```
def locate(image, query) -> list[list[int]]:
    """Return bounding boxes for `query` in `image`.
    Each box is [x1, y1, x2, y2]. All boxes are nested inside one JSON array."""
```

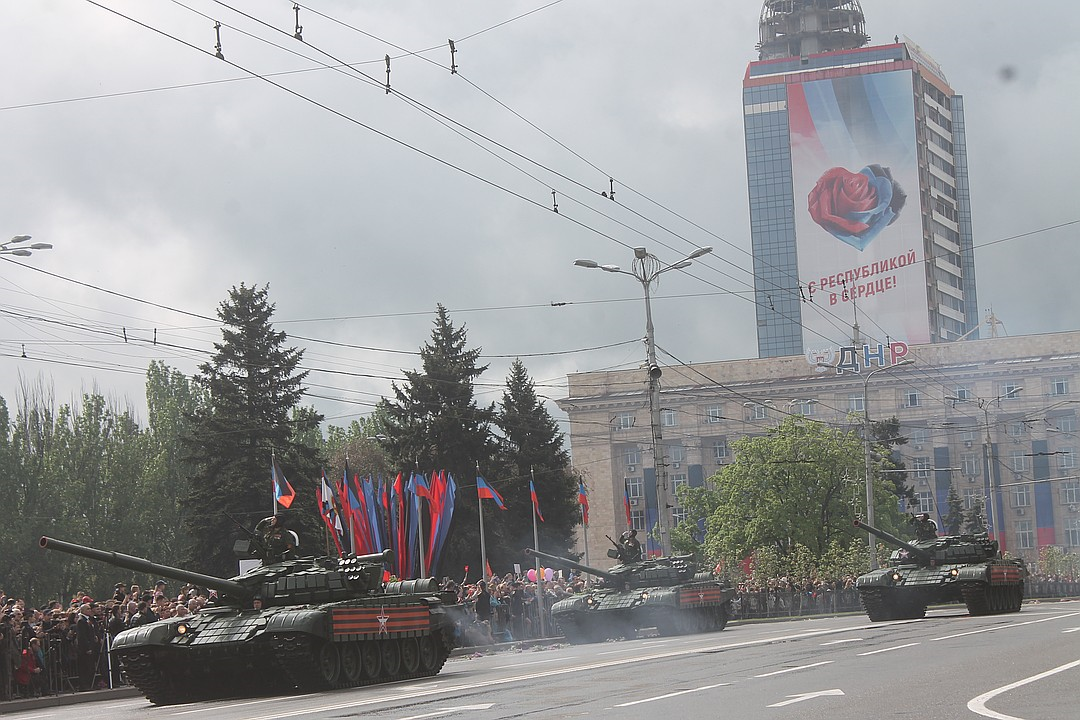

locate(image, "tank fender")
[[263, 608, 328, 638], [110, 619, 182, 652], [954, 565, 990, 583]]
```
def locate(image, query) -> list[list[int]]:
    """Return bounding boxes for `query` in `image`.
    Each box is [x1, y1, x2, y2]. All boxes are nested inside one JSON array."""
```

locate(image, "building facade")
[[745, 1, 978, 357], [559, 331, 1080, 569]]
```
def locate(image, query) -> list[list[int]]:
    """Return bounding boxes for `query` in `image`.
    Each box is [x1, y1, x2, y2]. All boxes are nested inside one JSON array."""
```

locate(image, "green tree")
[[964, 494, 987, 534], [942, 483, 964, 534], [685, 416, 904, 571], [493, 359, 580, 566], [377, 305, 495, 577], [181, 284, 322, 575]]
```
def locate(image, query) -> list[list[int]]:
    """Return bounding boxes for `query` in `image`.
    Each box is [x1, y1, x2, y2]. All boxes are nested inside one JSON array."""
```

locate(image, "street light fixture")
[[863, 358, 915, 569], [1, 235, 52, 257], [574, 245, 712, 555]]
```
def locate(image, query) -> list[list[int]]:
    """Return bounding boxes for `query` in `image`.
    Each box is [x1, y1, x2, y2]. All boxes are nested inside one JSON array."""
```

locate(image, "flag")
[[530, 480, 544, 522], [272, 458, 295, 509], [577, 481, 590, 525], [623, 480, 632, 527], [317, 473, 344, 555], [476, 475, 506, 509]]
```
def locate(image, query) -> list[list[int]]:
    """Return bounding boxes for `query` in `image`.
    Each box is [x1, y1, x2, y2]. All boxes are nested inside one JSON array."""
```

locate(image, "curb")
[[0, 686, 142, 715]]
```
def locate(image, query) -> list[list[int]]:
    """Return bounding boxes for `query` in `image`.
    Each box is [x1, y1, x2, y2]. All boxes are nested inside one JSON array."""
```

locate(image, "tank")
[[525, 546, 735, 643], [40, 536, 459, 705], [852, 519, 1026, 621]]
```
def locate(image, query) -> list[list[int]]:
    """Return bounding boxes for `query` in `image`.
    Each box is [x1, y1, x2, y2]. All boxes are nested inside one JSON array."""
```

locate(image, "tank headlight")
[[949, 568, 959, 577], [175, 623, 189, 635], [890, 572, 902, 583], [640, 591, 649, 601]]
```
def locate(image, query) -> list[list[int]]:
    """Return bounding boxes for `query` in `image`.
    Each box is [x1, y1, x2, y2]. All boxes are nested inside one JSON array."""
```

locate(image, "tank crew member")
[[619, 529, 643, 562], [255, 515, 297, 563], [909, 512, 938, 541]]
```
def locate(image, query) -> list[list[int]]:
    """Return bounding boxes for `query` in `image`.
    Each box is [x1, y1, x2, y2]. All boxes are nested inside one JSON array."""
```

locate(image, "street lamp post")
[[574, 245, 712, 556], [1, 235, 52, 257], [863, 358, 915, 569]]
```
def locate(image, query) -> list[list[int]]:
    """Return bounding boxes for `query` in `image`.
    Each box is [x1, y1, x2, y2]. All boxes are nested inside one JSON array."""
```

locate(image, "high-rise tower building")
[[744, 0, 978, 358]]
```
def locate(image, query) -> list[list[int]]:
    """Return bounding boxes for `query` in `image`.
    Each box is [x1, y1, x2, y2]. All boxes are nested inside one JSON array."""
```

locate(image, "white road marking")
[[174, 696, 287, 714], [613, 682, 731, 707], [931, 611, 1080, 642], [857, 642, 920, 656], [1062, 627, 1080, 633], [501, 657, 563, 668], [754, 660, 833, 677], [819, 638, 862, 646], [396, 704, 495, 720], [767, 689, 845, 708], [967, 658, 1080, 720]]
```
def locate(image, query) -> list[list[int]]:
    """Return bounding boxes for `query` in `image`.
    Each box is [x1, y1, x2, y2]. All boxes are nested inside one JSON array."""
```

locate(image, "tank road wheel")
[[360, 640, 382, 681], [379, 639, 402, 678], [399, 638, 421, 675], [316, 641, 341, 688], [339, 642, 362, 686], [418, 635, 439, 672], [715, 603, 729, 631]]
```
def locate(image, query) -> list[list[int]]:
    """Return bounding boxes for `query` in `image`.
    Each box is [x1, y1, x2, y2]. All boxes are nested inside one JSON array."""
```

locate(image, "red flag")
[[529, 480, 544, 522], [623, 481, 632, 527]]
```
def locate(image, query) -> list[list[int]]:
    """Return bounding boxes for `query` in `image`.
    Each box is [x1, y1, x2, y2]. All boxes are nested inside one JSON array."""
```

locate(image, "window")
[[613, 412, 634, 431], [1051, 377, 1069, 396], [1006, 421, 1027, 439], [961, 453, 979, 477], [913, 457, 931, 479], [704, 404, 724, 424], [1014, 520, 1034, 550], [849, 394, 865, 413], [748, 403, 768, 420], [668, 445, 685, 465], [1001, 382, 1022, 399], [671, 473, 688, 504], [905, 390, 921, 408], [1061, 447, 1076, 470], [661, 409, 677, 427], [960, 429, 977, 446], [672, 507, 689, 526], [917, 492, 933, 514], [1059, 415, 1077, 434], [1009, 450, 1028, 473], [794, 400, 816, 416], [713, 440, 729, 461], [1061, 480, 1080, 506], [953, 386, 972, 401], [625, 448, 642, 467], [1066, 517, 1080, 548], [630, 510, 646, 532], [911, 428, 930, 448], [626, 477, 644, 499], [962, 487, 977, 511], [1012, 484, 1032, 508]]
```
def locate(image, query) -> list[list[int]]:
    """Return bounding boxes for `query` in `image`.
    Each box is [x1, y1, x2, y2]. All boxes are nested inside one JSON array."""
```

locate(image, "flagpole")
[[417, 468, 428, 578], [581, 504, 590, 569], [271, 451, 277, 517], [530, 466, 546, 638], [477, 462, 488, 584]]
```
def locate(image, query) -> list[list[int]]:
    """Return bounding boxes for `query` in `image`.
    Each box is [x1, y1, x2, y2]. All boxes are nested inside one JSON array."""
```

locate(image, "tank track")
[[273, 629, 454, 692], [117, 650, 188, 706], [857, 588, 927, 622], [960, 582, 1024, 616]]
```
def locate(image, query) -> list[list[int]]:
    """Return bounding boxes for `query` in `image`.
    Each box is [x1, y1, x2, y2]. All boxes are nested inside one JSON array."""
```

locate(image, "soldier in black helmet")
[[909, 512, 938, 541], [254, 515, 296, 563], [619, 529, 643, 562]]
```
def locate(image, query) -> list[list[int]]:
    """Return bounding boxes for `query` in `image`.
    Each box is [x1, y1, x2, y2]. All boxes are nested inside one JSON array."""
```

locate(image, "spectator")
[[14, 637, 44, 698]]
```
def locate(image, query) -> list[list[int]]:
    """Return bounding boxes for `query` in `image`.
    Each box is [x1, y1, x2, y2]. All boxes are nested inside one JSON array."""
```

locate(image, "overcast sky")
[[2, 0, 1078, 436]]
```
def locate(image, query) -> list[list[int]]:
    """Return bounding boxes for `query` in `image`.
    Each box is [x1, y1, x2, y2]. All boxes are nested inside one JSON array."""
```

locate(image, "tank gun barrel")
[[40, 536, 252, 599], [352, 549, 394, 565], [524, 547, 619, 583], [852, 520, 931, 562]]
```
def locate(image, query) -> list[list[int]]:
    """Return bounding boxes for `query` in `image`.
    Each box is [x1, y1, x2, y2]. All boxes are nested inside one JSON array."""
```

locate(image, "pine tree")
[[377, 305, 495, 578], [181, 284, 322, 575], [494, 359, 580, 565], [942, 483, 964, 534]]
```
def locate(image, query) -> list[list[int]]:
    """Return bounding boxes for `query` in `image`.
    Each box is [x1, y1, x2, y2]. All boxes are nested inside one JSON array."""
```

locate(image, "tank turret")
[[850, 519, 1025, 622], [524, 546, 734, 643], [39, 536, 457, 705]]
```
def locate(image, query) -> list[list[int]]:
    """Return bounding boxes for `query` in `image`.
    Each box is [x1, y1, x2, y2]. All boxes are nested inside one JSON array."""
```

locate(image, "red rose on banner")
[[807, 164, 906, 251], [807, 167, 877, 235]]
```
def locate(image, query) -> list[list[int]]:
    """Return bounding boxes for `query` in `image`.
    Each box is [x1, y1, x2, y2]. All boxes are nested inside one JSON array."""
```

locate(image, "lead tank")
[[525, 547, 734, 643], [40, 536, 459, 705], [852, 519, 1026, 621]]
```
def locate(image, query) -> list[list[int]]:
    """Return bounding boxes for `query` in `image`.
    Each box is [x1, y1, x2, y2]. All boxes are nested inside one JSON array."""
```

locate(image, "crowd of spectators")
[[0, 580, 211, 701]]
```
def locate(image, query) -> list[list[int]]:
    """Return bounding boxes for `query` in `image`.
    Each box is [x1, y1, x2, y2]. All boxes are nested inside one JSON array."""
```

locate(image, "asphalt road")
[[3, 601, 1077, 719]]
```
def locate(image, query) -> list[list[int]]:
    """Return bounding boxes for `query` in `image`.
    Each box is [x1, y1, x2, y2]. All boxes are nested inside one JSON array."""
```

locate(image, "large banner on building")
[[788, 69, 929, 349]]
